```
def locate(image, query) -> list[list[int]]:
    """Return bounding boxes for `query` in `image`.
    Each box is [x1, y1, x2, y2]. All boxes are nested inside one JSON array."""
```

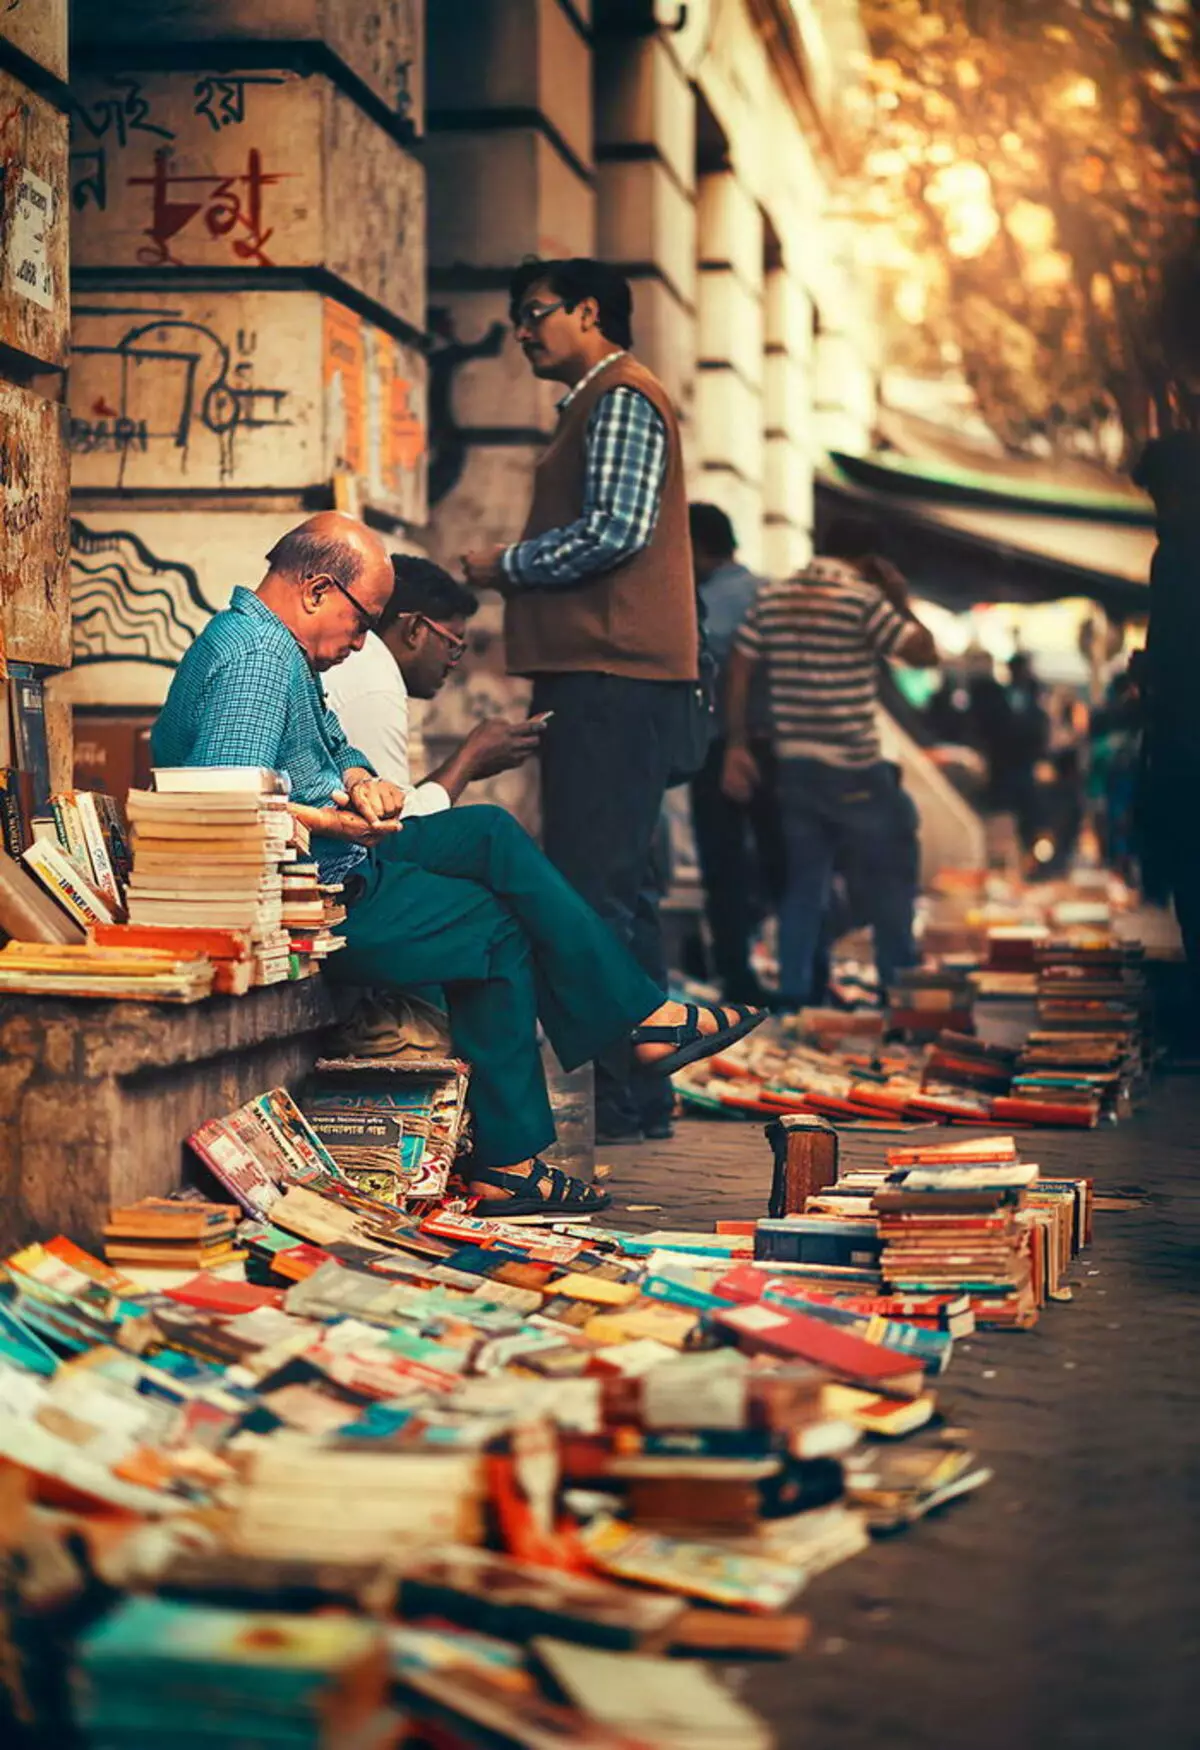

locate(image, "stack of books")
[[70, 1596, 398, 1750], [93, 922, 256, 997], [873, 1136, 1041, 1328], [125, 770, 299, 986], [280, 860, 347, 973], [0, 939, 215, 1003], [301, 1055, 472, 1203], [103, 1197, 244, 1275]]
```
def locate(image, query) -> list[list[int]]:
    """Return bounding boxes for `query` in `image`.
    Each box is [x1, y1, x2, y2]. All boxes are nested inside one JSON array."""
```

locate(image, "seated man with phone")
[[323, 554, 549, 809], [155, 519, 762, 1220]]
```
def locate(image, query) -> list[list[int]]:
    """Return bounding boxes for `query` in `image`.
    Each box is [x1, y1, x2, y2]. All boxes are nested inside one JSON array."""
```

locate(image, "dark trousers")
[[331, 805, 662, 1168], [777, 758, 919, 1005], [689, 736, 786, 1001], [531, 671, 686, 1129]]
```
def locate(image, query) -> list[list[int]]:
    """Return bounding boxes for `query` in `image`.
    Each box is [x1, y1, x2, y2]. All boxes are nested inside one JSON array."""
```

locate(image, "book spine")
[[95, 792, 133, 882], [21, 842, 115, 928], [75, 792, 123, 909], [50, 794, 92, 880], [0, 772, 25, 857]]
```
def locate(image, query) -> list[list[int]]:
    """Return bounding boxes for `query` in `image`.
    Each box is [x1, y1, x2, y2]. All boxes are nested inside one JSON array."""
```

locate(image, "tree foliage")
[[859, 0, 1200, 467]]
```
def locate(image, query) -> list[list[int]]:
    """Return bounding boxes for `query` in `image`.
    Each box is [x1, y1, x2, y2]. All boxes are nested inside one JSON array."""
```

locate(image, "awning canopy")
[[819, 450, 1155, 618]]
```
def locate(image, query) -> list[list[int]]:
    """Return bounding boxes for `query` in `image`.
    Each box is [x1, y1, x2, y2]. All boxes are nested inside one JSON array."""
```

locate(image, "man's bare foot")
[[631, 998, 752, 1067]]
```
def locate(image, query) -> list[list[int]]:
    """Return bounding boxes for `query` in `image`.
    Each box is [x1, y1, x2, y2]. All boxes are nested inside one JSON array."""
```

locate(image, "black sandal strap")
[[471, 1159, 607, 1209], [631, 1002, 700, 1048]]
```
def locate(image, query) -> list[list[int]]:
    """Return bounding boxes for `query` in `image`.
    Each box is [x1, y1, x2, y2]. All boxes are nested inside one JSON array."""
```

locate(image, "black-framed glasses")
[[417, 613, 467, 663], [317, 574, 381, 634], [512, 297, 567, 332]]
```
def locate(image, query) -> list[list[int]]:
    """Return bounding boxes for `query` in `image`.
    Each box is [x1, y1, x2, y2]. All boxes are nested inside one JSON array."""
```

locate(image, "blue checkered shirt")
[[151, 587, 375, 882], [501, 353, 668, 587]]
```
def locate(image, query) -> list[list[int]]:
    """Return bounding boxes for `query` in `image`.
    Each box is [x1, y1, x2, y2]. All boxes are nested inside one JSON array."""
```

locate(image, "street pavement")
[[597, 1076, 1200, 1750]]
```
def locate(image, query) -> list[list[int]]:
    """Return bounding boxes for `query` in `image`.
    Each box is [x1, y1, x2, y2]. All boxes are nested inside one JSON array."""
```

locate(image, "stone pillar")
[[694, 170, 764, 571], [763, 264, 814, 577], [0, 2, 73, 792], [594, 30, 696, 422], [56, 2, 428, 748], [421, 0, 595, 829], [813, 232, 879, 463]]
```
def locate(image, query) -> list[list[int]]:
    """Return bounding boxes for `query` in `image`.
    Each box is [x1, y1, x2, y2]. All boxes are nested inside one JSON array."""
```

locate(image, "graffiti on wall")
[[1, 384, 71, 668], [69, 70, 307, 274], [427, 306, 507, 507], [67, 71, 287, 233], [70, 303, 295, 486], [69, 520, 217, 670]]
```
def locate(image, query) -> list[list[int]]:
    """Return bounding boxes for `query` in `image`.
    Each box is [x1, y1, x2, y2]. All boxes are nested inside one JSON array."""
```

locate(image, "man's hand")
[[721, 744, 761, 805], [460, 714, 547, 780], [861, 554, 910, 611], [289, 800, 400, 846], [344, 775, 407, 826], [462, 544, 509, 590]]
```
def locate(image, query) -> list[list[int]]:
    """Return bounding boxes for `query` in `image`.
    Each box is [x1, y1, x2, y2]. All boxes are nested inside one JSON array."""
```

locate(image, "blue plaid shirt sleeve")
[[502, 387, 668, 589]]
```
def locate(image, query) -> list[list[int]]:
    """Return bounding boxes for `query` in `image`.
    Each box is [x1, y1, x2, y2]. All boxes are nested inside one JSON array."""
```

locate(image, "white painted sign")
[[7, 165, 54, 310]]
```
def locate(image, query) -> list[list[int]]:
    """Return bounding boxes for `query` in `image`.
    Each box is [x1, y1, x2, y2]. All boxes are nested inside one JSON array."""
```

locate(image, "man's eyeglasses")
[[512, 298, 567, 333], [417, 614, 467, 664], [318, 574, 382, 634]]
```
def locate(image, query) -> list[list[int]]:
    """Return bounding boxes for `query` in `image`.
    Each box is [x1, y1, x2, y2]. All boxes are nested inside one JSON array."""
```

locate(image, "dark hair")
[[265, 528, 363, 588], [820, 516, 883, 564], [509, 257, 634, 349], [381, 555, 478, 633], [689, 502, 736, 558]]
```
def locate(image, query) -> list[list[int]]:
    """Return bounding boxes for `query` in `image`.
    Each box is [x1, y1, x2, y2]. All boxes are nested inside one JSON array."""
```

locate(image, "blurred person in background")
[[1089, 656, 1145, 883], [968, 649, 1050, 852], [1134, 255, 1200, 1023], [687, 502, 785, 1004], [722, 519, 936, 1009]]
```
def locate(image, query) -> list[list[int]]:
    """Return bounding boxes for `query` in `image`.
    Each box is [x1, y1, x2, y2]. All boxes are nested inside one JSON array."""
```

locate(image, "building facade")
[[4, 1, 880, 812]]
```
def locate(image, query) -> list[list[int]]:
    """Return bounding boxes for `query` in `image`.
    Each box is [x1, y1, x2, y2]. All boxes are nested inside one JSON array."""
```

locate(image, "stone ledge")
[[0, 979, 341, 1254]]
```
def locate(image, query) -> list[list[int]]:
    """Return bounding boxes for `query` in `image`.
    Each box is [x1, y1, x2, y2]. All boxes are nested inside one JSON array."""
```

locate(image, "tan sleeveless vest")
[[505, 353, 699, 682]]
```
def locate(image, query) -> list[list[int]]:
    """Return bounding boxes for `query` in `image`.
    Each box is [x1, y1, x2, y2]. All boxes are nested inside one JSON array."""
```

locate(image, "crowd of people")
[[152, 253, 1182, 1195]]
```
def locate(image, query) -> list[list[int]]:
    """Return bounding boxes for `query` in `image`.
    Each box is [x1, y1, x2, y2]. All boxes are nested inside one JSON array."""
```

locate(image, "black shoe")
[[641, 1116, 675, 1142], [595, 1110, 644, 1144]]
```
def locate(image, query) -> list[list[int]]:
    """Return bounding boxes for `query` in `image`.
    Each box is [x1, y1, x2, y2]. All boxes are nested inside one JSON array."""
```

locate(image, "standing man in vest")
[[464, 258, 748, 1142]]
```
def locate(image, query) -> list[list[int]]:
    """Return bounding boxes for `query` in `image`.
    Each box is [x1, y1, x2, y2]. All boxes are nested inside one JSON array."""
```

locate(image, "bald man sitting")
[[152, 513, 764, 1216]]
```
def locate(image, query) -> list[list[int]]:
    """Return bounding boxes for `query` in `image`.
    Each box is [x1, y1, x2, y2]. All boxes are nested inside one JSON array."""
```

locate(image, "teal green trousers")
[[330, 805, 663, 1167]]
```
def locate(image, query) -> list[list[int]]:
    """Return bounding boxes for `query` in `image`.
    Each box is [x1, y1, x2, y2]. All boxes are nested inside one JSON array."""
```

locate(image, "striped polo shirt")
[[734, 558, 910, 767]]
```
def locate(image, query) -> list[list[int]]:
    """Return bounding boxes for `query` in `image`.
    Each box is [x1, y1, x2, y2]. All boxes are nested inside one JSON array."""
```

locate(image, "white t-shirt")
[[322, 632, 451, 815]]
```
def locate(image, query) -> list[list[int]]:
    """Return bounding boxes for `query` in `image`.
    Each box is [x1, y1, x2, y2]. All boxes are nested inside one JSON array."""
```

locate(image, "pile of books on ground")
[[770, 1115, 1092, 1330], [675, 921, 1146, 1132], [102, 1197, 246, 1276], [0, 1098, 1066, 1745]]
